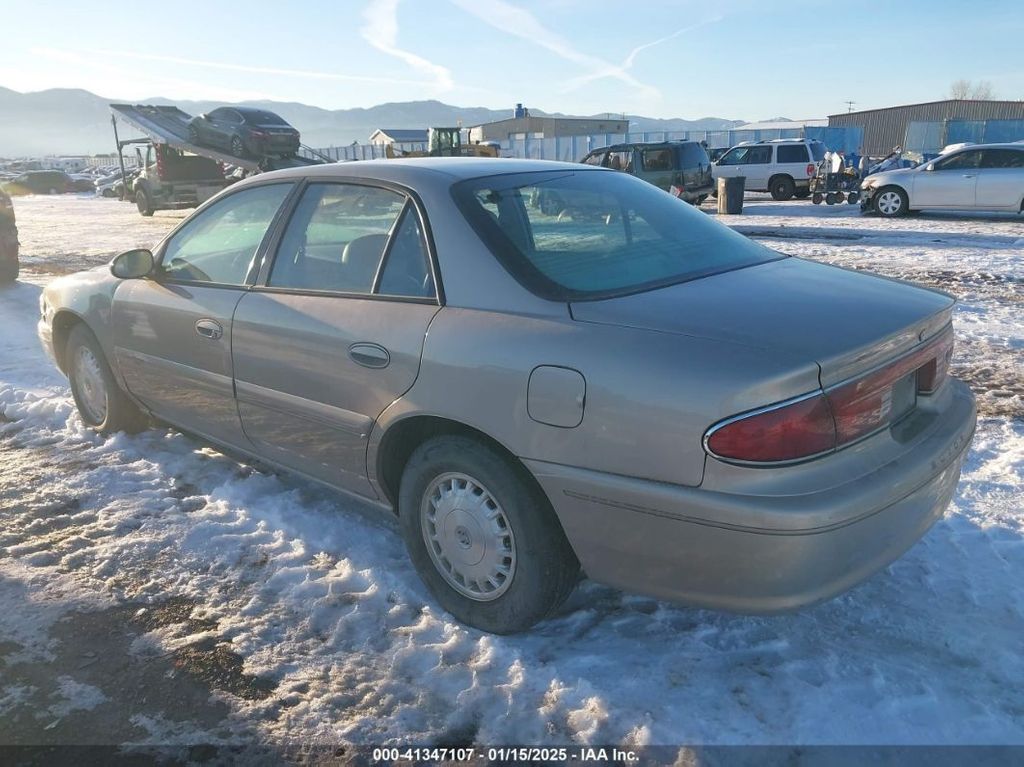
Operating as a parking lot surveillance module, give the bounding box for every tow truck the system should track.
[109,104,329,216]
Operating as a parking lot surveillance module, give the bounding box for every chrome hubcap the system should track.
[421,472,516,601]
[73,346,107,425]
[878,191,901,215]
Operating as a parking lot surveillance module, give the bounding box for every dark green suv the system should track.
[581,141,714,203]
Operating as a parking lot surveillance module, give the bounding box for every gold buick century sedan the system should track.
[38,159,976,633]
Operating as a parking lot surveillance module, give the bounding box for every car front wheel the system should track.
[231,136,245,157]
[874,186,908,217]
[136,188,154,217]
[67,325,148,434]
[398,435,579,634]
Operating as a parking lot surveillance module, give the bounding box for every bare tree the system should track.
[949,79,997,99]
[971,81,995,100]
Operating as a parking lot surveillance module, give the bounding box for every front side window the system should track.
[160,183,293,285]
[582,151,606,166]
[453,170,780,300]
[934,150,983,171]
[269,183,432,297]
[719,145,769,165]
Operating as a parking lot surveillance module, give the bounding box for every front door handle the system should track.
[349,342,390,368]
[962,174,976,179]
[195,318,223,340]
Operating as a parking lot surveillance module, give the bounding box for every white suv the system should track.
[712,138,827,200]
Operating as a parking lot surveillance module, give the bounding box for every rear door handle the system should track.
[962,174,976,179]
[195,319,223,340]
[349,342,390,368]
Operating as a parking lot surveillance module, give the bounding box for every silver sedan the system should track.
[862,142,1024,217]
[38,159,977,633]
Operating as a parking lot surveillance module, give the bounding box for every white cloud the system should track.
[448,0,660,99]
[360,0,455,92]
[563,16,723,93]
[93,49,436,88]
[28,48,276,103]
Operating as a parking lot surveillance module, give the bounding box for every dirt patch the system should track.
[0,584,279,750]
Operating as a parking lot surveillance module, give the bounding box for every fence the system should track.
[303,126,865,165]
[904,119,1024,158]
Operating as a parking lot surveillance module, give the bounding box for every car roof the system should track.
[247,158,599,186]
[233,106,282,117]
[590,141,700,152]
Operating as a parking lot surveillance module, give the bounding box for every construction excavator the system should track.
[385,127,499,159]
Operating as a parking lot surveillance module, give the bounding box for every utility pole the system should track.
[845,100,856,113]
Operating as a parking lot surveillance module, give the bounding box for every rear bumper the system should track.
[526,379,976,613]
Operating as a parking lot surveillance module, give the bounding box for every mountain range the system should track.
[0,86,745,157]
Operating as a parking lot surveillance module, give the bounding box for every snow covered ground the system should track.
[0,195,1022,749]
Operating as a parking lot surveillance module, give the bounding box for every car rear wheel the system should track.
[231,136,245,157]
[67,325,147,434]
[874,186,908,217]
[769,175,795,201]
[398,435,579,634]
[188,125,200,144]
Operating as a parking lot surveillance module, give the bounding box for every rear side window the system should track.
[777,144,810,163]
[746,146,772,164]
[981,149,1024,168]
[269,183,434,298]
[641,148,674,171]
[453,170,779,301]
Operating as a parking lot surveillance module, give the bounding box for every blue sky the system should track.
[1,0,1021,119]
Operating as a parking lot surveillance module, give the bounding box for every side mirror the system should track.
[924,163,934,171]
[111,248,154,279]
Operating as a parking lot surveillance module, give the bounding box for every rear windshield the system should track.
[678,142,710,166]
[452,169,781,301]
[809,142,826,161]
[244,110,288,126]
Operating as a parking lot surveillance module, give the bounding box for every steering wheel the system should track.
[166,257,212,283]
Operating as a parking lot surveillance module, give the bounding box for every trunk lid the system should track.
[569,258,954,387]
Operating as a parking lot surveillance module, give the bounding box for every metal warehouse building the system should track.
[829,99,1024,155]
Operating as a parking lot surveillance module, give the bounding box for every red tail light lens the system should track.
[705,328,955,464]
[705,394,835,463]
[806,163,816,177]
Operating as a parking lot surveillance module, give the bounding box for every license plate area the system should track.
[890,370,918,424]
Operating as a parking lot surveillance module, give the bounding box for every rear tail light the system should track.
[806,163,816,177]
[705,329,955,464]
[705,394,835,463]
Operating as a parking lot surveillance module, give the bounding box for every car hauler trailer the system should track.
[109,104,328,216]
